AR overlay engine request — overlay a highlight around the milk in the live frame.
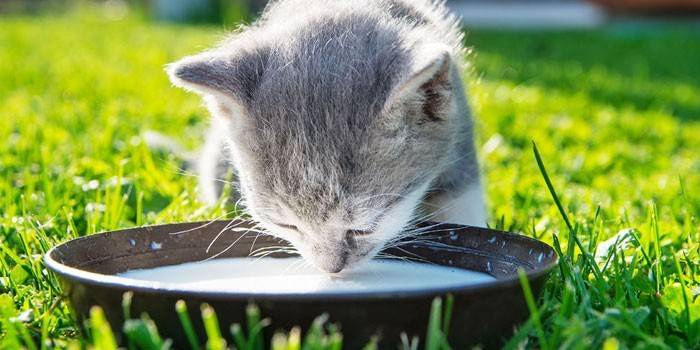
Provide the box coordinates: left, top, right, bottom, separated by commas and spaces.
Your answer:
118, 257, 496, 294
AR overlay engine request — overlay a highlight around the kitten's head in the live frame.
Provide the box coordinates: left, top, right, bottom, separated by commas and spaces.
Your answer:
168, 19, 459, 272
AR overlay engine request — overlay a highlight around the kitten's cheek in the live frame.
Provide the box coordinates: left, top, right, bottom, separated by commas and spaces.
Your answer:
278, 234, 305, 254
271, 231, 295, 244
357, 245, 376, 258
346, 244, 380, 268
259, 225, 295, 244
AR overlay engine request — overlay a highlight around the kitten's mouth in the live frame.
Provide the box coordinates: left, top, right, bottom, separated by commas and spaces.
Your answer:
325, 252, 348, 274
303, 248, 377, 274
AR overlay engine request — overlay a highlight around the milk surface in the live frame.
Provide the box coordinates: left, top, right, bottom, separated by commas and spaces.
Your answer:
118, 257, 496, 294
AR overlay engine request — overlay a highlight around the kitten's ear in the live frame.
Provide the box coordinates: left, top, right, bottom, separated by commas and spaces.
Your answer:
168, 54, 227, 96
383, 47, 453, 122
166, 49, 266, 105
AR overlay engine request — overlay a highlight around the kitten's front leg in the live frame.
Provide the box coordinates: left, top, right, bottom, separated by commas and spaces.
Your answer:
424, 183, 487, 227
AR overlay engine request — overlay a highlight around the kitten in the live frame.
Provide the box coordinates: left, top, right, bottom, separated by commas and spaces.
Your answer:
167, 0, 486, 273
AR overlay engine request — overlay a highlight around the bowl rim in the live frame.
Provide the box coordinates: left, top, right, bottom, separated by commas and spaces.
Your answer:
44, 221, 559, 301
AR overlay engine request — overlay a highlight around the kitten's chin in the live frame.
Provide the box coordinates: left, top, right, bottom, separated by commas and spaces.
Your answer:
308, 257, 347, 274
340, 256, 374, 273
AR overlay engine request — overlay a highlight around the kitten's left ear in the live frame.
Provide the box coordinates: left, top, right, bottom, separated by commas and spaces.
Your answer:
383, 46, 454, 122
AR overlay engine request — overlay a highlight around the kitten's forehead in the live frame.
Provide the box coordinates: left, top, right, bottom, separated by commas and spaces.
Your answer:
249, 13, 408, 122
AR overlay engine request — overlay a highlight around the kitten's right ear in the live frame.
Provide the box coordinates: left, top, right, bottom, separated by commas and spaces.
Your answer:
166, 49, 266, 105
167, 54, 226, 96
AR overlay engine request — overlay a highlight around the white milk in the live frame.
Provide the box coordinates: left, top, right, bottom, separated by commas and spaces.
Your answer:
118, 257, 496, 294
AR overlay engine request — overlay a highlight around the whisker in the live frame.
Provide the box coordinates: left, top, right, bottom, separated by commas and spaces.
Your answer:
173, 166, 235, 185
249, 232, 263, 254
303, 259, 313, 269
230, 227, 270, 234
386, 246, 428, 261
376, 252, 429, 264
203, 222, 267, 260
385, 224, 444, 244
205, 216, 250, 253
283, 256, 308, 273
168, 210, 239, 235
250, 247, 298, 257
354, 192, 411, 205
408, 202, 456, 225
252, 248, 298, 261
380, 203, 460, 248
249, 245, 295, 256
202, 230, 250, 261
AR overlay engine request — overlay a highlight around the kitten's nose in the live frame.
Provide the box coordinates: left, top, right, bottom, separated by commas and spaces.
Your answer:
326, 263, 345, 273
320, 251, 348, 273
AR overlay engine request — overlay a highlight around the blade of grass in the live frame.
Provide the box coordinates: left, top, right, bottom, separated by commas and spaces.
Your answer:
441, 294, 454, 339
672, 255, 691, 334
533, 142, 604, 283
518, 269, 548, 350
651, 203, 663, 294
230, 323, 248, 350
201, 304, 225, 350
502, 318, 535, 350
176, 300, 201, 350
122, 291, 133, 320
287, 327, 301, 350
89, 306, 117, 350
425, 297, 442, 350
246, 303, 265, 350
121, 291, 135, 350
532, 141, 572, 232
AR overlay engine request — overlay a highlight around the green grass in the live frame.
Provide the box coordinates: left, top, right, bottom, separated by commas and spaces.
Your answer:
1, 6, 699, 349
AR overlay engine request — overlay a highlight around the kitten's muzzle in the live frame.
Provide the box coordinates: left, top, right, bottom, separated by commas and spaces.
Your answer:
307, 244, 349, 273
307, 233, 363, 273
321, 250, 348, 273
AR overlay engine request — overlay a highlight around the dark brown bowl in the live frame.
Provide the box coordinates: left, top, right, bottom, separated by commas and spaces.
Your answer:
45, 220, 557, 349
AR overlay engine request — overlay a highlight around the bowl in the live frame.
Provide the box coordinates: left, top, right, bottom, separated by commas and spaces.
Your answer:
45, 220, 557, 349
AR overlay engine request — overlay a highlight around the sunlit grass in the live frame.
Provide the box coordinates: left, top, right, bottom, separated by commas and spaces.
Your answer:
0, 6, 698, 349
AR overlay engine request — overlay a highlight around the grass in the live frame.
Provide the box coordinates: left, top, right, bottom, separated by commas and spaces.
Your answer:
1, 5, 699, 349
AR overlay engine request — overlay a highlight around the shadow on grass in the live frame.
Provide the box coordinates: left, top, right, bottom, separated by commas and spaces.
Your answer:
468, 27, 700, 122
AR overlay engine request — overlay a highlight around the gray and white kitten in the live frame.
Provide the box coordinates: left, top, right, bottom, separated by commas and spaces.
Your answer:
167, 0, 486, 273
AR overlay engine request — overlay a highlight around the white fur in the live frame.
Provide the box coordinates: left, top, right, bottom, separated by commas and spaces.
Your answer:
428, 183, 487, 227
373, 181, 433, 242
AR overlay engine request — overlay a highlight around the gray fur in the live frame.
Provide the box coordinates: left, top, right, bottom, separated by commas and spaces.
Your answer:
168, 0, 485, 273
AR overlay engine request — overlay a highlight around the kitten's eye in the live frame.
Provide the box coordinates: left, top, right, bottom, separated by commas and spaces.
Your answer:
346, 229, 373, 237
274, 223, 298, 231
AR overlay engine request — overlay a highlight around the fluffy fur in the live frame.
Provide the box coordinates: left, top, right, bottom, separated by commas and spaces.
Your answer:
168, 0, 486, 272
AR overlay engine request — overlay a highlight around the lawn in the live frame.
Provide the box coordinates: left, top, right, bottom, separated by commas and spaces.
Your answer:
1, 6, 699, 349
